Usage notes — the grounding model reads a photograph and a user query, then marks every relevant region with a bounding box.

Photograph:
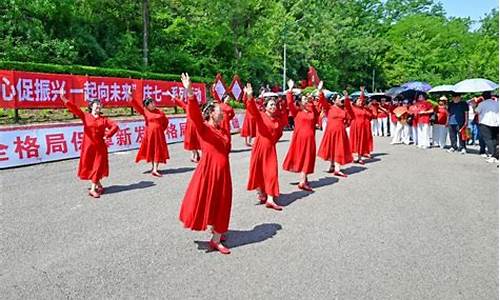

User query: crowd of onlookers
[370,91,499,164]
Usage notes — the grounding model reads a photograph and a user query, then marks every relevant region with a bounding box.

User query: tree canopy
[0,0,497,91]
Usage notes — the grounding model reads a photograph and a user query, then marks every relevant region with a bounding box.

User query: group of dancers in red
[62,74,377,255]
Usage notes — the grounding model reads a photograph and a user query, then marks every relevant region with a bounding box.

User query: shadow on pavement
[343,165,367,175]
[278,190,314,207]
[142,167,195,175]
[371,152,388,158]
[194,223,283,251]
[231,148,252,153]
[363,157,381,164]
[104,181,156,194]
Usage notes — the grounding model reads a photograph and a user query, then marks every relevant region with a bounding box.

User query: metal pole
[283,43,286,92]
[372,69,375,92]
[143,0,149,67]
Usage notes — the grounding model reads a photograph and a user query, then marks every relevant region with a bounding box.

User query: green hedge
[0,61,212,84]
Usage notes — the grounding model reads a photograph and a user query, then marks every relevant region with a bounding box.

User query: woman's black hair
[143,97,153,107]
[202,101,216,121]
[263,97,277,109]
[87,99,101,112]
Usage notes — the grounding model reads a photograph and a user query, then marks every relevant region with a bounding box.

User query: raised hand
[287,79,294,91]
[181,73,193,96]
[243,83,253,97]
[360,85,365,92]
[343,90,349,97]
[317,81,324,92]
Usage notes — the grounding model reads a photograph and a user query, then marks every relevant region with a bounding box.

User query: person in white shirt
[473,91,499,162]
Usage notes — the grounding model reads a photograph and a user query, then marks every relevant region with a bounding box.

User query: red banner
[0,70,206,109]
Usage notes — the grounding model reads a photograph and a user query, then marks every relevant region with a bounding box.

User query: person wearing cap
[60,89,119,198]
[432,96,449,149]
[473,91,499,162]
[377,97,390,136]
[447,92,469,154]
[415,94,434,149]
[130,94,170,177]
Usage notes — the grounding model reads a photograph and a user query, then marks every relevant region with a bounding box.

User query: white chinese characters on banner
[0,113,245,169]
[14,78,66,102]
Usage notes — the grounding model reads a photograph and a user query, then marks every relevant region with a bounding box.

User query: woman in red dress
[60,90,119,198]
[246,83,288,211]
[130,96,169,177]
[241,94,258,146]
[178,73,233,255]
[317,90,354,177]
[349,86,375,164]
[282,79,318,191]
[175,97,201,163]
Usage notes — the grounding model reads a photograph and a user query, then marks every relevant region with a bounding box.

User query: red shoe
[208,240,231,255]
[298,182,313,192]
[88,190,100,198]
[355,159,365,165]
[257,193,267,204]
[152,171,163,177]
[333,171,348,178]
[96,186,105,194]
[211,230,227,242]
[265,201,283,211]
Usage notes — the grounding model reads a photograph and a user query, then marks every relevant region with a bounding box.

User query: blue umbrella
[385,86,409,97]
[401,81,432,92]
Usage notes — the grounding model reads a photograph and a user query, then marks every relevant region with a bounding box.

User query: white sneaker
[460,149,467,155]
[486,157,498,163]
[447,148,456,153]
[481,154,489,158]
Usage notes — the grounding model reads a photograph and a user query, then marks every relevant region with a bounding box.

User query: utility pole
[143,0,149,67]
[283,43,286,92]
[372,69,375,92]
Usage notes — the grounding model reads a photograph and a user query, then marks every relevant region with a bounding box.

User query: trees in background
[0,0,497,91]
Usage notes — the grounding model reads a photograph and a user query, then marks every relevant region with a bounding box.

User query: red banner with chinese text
[0,70,206,109]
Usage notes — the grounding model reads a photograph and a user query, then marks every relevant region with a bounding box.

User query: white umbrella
[453,78,498,93]
[261,92,279,97]
[428,85,455,93]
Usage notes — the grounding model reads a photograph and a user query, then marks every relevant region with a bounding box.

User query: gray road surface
[1,131,498,299]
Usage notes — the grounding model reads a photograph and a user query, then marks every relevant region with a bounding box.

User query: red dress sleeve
[286,91,298,117]
[318,92,331,112]
[65,102,85,120]
[187,95,208,135]
[161,111,169,131]
[247,96,271,138]
[344,95,355,120]
[175,97,187,111]
[131,98,145,116]
[104,118,119,138]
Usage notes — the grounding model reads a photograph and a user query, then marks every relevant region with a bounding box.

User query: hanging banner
[0,70,206,108]
[0,113,245,169]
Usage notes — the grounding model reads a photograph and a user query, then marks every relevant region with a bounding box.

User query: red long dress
[175,98,201,150]
[282,91,317,174]
[350,93,374,156]
[220,102,235,136]
[317,93,353,164]
[65,102,119,183]
[240,94,257,138]
[179,95,232,233]
[131,99,169,163]
[246,97,288,197]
